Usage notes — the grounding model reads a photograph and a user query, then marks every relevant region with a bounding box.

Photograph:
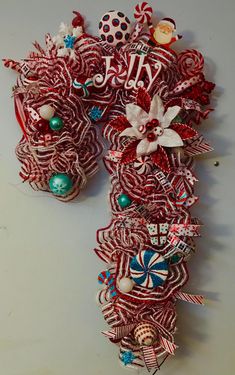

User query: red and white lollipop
[134,2,153,24]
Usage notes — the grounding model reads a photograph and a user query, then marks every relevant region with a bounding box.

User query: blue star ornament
[64,35,76,49]
[121,351,136,366]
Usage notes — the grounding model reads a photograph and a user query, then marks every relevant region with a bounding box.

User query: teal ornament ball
[49,174,73,196]
[171,255,181,264]
[49,117,64,131]
[118,194,132,208]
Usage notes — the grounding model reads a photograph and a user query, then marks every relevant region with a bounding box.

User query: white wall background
[0,0,234,374]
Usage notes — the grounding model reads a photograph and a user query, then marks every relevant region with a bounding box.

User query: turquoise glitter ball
[49,117,64,131]
[49,174,73,196]
[118,194,132,208]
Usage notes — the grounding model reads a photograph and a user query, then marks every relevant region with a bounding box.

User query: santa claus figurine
[147,18,182,49]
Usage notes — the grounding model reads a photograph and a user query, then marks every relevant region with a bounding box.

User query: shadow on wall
[163,58,229,370]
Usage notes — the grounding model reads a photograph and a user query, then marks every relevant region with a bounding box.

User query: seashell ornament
[134,322,157,346]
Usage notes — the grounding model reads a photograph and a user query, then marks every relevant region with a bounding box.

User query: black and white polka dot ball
[99,10,132,47]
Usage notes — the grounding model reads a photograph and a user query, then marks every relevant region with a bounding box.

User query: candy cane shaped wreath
[4,2,215,373]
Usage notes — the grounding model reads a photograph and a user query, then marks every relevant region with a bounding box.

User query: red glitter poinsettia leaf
[136,87,151,113]
[108,116,131,132]
[151,146,170,173]
[121,140,139,165]
[203,80,216,94]
[170,123,198,140]
[165,98,183,109]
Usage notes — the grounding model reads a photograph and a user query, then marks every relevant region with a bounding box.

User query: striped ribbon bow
[175,291,204,305]
[14,95,28,140]
[102,320,178,371]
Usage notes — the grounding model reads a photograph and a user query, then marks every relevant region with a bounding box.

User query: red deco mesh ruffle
[4,32,104,201]
[95,38,215,370]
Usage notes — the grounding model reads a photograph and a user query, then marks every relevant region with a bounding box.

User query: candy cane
[2,58,21,73]
[175,189,188,206]
[98,270,117,297]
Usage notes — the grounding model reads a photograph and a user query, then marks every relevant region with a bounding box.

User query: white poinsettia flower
[120,94,183,157]
[52,22,83,59]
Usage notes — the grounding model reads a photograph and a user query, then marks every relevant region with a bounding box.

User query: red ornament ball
[147,133,156,142]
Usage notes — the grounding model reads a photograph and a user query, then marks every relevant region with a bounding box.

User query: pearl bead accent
[118,277,134,293]
[39,105,55,120]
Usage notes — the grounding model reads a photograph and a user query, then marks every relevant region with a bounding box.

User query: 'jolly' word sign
[93,54,162,91]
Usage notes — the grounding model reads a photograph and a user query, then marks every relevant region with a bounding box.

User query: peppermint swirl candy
[130,250,169,289]
[134,156,153,175]
[73,77,94,97]
[177,49,204,78]
[108,65,127,88]
[134,2,153,24]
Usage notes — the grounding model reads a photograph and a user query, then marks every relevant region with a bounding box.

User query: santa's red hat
[158,18,176,30]
[72,11,85,28]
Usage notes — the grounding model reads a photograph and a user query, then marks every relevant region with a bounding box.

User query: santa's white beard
[153,28,172,44]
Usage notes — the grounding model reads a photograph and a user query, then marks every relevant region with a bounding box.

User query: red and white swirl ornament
[177,49,204,77]
[108,64,127,88]
[134,2,153,24]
